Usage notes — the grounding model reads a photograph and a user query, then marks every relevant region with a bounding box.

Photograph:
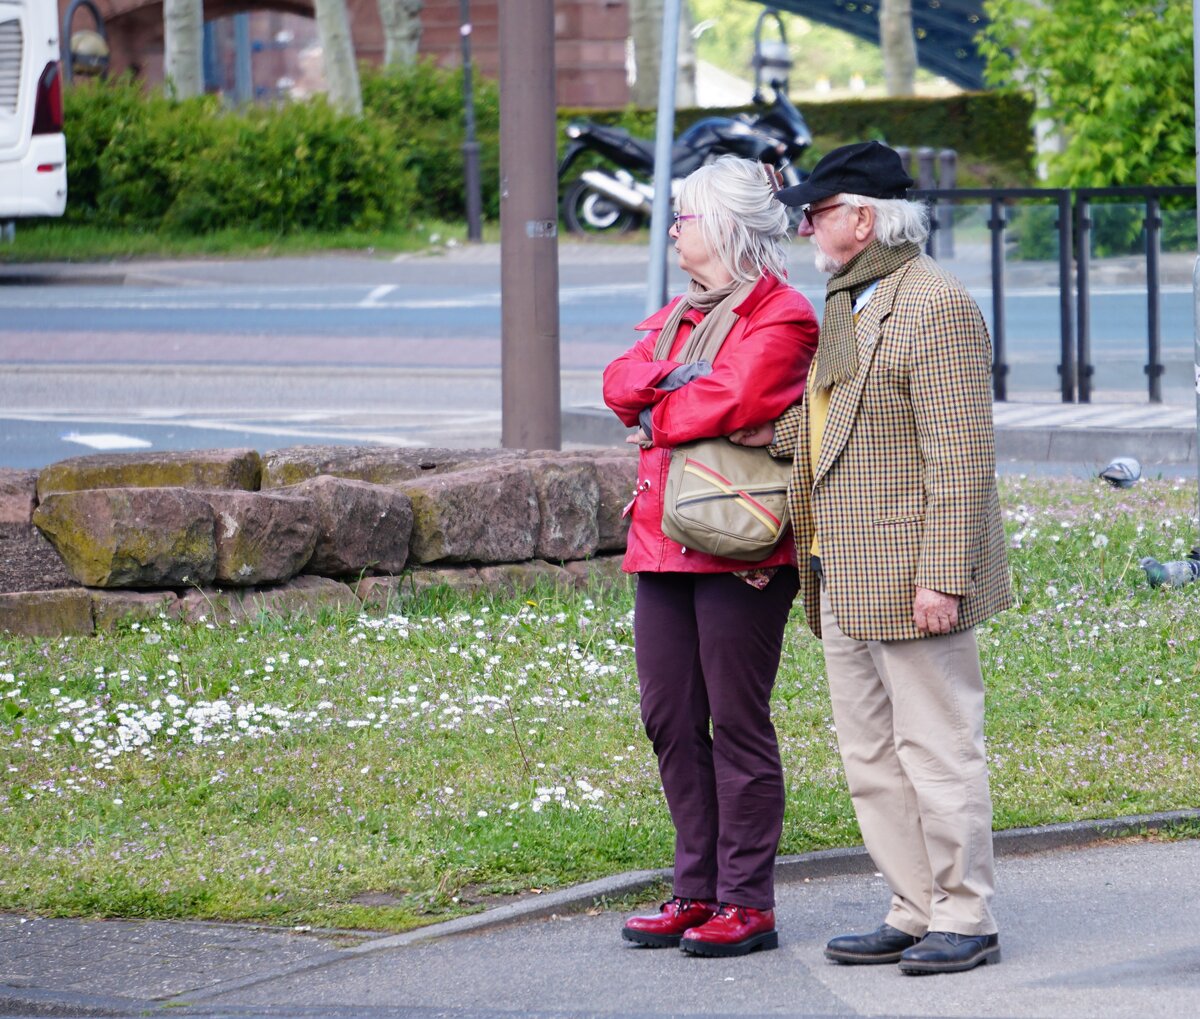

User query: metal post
[1145,193,1163,403]
[233,13,252,104]
[989,197,1008,401]
[1193,0,1200,551]
[645,0,682,316]
[937,149,956,259]
[1075,194,1092,403]
[498,1,560,450]
[1057,191,1076,401]
[459,0,483,242]
[917,148,936,256]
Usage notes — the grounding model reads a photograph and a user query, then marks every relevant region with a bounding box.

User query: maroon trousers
[634,567,799,909]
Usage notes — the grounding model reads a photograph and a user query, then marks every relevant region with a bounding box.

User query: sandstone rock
[592,456,639,552]
[0,522,75,595]
[563,555,631,592]
[355,568,487,610]
[354,575,410,612]
[397,463,538,564]
[0,589,94,636]
[477,560,575,597]
[37,449,261,500]
[33,488,217,589]
[0,470,37,526]
[395,566,484,599]
[260,446,519,489]
[92,590,182,630]
[197,490,319,586]
[178,575,358,624]
[524,456,600,561]
[285,476,412,577]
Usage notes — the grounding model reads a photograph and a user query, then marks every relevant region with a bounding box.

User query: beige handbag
[661,437,792,561]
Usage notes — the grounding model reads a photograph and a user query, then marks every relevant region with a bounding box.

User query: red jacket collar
[634,273,783,332]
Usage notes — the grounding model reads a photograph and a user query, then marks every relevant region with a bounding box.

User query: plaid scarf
[809,240,921,392]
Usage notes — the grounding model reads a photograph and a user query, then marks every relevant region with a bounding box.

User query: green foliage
[60,76,151,223]
[60,64,487,234]
[980,0,1196,187]
[163,99,414,234]
[93,91,224,228]
[556,90,1035,185]
[361,60,501,221]
[794,92,1035,180]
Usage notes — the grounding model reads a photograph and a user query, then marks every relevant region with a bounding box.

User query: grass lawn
[0,220,490,263]
[1,474,1197,931]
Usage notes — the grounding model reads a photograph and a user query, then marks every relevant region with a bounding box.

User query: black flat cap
[775,140,913,207]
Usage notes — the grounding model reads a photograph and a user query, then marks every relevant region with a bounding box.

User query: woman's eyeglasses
[803,202,846,227]
[673,213,703,230]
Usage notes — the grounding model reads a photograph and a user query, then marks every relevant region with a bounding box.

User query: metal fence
[909,185,1196,403]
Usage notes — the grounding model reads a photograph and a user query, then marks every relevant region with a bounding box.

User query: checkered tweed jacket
[772,254,1012,641]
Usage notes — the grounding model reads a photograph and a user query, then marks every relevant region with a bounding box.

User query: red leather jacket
[603,273,819,574]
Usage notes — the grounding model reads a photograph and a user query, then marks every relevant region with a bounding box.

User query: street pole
[459,0,483,242]
[498,1,561,450]
[645,0,682,316]
[1193,0,1199,551]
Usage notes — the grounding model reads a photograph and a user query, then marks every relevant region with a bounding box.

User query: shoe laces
[716,902,748,923]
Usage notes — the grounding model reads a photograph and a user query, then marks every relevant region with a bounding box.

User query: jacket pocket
[874,512,925,526]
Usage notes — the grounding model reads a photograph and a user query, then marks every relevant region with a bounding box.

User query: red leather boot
[621,897,720,947]
[680,903,778,957]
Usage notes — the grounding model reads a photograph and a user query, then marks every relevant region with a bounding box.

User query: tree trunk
[379,0,422,66]
[314,0,363,114]
[880,0,917,96]
[163,0,203,98]
[629,0,697,109]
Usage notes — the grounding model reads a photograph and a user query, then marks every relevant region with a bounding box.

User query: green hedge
[63,73,429,234]
[557,90,1036,184]
[61,69,1031,233]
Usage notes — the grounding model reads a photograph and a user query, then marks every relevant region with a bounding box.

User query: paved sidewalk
[2,811,1197,1019]
[564,398,1199,472]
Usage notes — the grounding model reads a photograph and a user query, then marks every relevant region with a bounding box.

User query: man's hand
[626,428,654,449]
[728,423,775,447]
[912,587,959,635]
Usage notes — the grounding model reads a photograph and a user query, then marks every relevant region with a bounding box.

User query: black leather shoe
[824,923,923,964]
[898,931,1001,974]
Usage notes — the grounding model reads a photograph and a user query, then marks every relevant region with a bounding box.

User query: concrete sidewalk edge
[381,807,1200,947]
[2,809,1197,1018]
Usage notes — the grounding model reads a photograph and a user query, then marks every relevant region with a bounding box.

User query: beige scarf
[652,277,759,364]
[809,240,920,392]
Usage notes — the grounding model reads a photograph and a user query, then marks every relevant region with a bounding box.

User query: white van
[0,0,67,219]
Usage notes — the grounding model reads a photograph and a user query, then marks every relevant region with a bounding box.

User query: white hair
[840,193,930,247]
[677,155,791,283]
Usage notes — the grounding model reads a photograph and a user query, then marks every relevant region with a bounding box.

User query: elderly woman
[603,155,819,957]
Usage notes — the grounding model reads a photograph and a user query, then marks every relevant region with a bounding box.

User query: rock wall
[0,446,638,638]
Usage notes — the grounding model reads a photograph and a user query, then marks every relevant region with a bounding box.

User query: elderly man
[734,141,1012,975]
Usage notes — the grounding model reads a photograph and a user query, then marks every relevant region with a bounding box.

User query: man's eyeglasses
[673,213,703,230]
[802,202,846,226]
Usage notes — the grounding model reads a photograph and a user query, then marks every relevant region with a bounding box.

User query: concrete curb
[562,407,1200,468]
[357,807,1200,948]
[163,807,1200,1012]
[0,809,1196,1018]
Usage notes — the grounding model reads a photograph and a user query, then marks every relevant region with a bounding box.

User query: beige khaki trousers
[819,587,998,937]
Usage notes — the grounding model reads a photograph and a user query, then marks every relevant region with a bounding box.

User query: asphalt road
[0,241,1193,468]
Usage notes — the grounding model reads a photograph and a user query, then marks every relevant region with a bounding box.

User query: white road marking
[361,284,397,306]
[61,432,154,450]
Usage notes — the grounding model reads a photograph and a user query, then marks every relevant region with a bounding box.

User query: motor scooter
[557,83,812,235]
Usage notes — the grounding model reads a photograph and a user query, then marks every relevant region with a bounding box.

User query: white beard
[813,243,843,275]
